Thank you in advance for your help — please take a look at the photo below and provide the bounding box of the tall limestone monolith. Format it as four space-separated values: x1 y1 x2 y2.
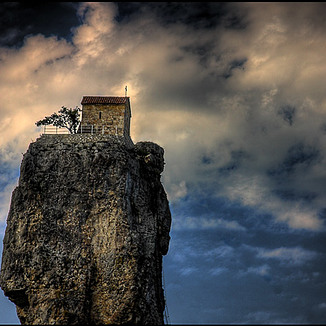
0 134 171 325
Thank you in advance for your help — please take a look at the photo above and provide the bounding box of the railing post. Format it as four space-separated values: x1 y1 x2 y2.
102 125 104 135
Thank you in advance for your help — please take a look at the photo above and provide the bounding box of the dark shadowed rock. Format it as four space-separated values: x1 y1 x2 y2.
0 134 171 325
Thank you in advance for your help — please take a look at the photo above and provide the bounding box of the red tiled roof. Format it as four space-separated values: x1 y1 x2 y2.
81 96 129 105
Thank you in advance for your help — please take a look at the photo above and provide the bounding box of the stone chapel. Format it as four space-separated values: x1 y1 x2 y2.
80 96 131 139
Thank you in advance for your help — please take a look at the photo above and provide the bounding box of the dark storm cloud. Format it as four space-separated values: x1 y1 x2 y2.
217 149 248 174
115 2 246 30
278 105 296 126
272 188 317 203
112 2 250 114
0 2 80 47
222 58 247 79
268 142 320 177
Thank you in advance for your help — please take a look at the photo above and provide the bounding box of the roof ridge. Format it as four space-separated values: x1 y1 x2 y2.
82 95 127 97
81 96 129 105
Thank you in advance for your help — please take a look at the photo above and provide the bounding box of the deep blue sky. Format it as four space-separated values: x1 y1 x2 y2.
1 2 326 324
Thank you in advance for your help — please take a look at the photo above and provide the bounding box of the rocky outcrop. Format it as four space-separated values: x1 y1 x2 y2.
0 134 171 325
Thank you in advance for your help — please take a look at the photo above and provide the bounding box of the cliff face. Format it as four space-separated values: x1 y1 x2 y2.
0 134 171 325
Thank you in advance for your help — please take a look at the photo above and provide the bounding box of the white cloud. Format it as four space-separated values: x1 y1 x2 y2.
167 181 187 202
179 267 199 276
246 265 270 277
205 245 236 259
209 267 228 276
172 215 245 231
257 246 318 266
0 180 17 223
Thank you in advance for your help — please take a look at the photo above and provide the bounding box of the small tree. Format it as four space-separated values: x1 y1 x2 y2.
36 106 81 134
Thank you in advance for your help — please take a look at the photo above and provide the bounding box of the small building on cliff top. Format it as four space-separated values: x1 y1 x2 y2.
80 96 131 138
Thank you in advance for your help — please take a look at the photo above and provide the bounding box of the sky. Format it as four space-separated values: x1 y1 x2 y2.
1 2 326 324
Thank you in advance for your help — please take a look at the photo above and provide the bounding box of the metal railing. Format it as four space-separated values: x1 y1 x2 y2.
77 125 119 135
43 125 69 134
43 124 120 135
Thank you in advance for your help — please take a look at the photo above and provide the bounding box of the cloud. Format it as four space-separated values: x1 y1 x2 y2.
209 267 228 276
0 144 20 222
243 310 304 324
172 215 246 231
163 223 326 324
0 181 17 222
179 267 199 276
257 246 318 266
318 303 326 309
246 264 270 277
1 2 326 231
167 180 187 201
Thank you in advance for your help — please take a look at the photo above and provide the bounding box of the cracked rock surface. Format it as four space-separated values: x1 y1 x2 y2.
0 135 171 325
